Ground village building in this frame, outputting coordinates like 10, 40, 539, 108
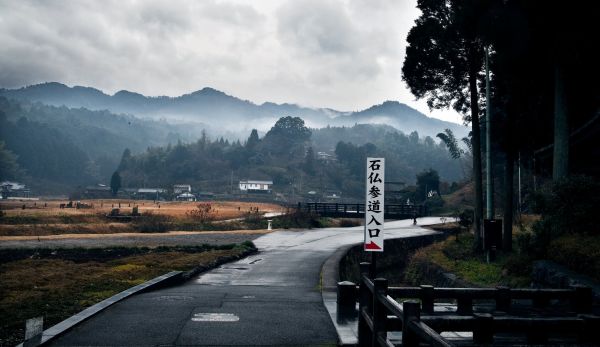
83, 184, 112, 199
1, 181, 31, 199
173, 184, 192, 194
317, 151, 337, 162
239, 180, 273, 194
176, 192, 196, 201
136, 188, 167, 200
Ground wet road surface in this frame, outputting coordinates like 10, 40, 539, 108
48, 218, 441, 346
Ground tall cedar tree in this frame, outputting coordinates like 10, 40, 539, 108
403, 0, 487, 249
110, 171, 121, 196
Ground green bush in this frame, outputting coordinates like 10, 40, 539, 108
424, 195, 445, 212
547, 235, 600, 281
530, 175, 599, 236
340, 219, 360, 227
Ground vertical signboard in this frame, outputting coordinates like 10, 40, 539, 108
365, 157, 384, 251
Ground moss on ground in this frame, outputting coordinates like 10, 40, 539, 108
405, 232, 531, 288
405, 222, 600, 289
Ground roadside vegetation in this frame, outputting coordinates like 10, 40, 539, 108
405, 176, 600, 288
0, 242, 256, 346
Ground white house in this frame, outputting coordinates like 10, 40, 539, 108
239, 180, 273, 193
176, 192, 196, 201
173, 184, 192, 194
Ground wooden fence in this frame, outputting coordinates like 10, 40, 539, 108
348, 262, 599, 346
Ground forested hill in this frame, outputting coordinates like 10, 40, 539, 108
0, 97, 204, 191
117, 117, 463, 200
0, 82, 468, 139
0, 96, 462, 196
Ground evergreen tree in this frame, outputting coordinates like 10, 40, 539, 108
110, 171, 121, 196
403, 0, 487, 249
304, 147, 316, 175
246, 129, 260, 150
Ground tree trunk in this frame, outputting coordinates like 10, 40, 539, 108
503, 149, 514, 251
469, 60, 484, 251
553, 63, 569, 179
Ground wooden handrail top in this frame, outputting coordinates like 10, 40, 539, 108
362, 275, 374, 292
510, 288, 576, 299
376, 333, 395, 347
361, 306, 374, 331
385, 286, 578, 300
420, 314, 591, 333
408, 320, 456, 347
376, 292, 404, 318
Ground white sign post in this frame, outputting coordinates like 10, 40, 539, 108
364, 157, 384, 252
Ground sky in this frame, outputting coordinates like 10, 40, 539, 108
0, 0, 463, 124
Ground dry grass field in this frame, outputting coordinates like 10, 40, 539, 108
0, 199, 285, 236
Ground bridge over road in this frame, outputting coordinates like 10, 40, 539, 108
47, 218, 442, 346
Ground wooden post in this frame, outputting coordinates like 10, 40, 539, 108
369, 253, 379, 278
372, 278, 388, 346
473, 313, 494, 344
457, 294, 473, 315
402, 300, 421, 347
358, 262, 371, 347
337, 281, 357, 322
532, 292, 549, 309
572, 285, 592, 314
579, 314, 600, 345
420, 285, 434, 314
526, 329, 548, 344
495, 286, 511, 312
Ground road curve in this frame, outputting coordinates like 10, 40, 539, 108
48, 217, 443, 346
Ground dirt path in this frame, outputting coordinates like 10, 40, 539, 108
0, 230, 271, 249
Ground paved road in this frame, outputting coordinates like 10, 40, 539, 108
48, 218, 442, 346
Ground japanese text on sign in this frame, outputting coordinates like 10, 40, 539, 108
365, 157, 384, 251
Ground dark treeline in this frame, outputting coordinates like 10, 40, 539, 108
0, 95, 463, 197
118, 117, 462, 199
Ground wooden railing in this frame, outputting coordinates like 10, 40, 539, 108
350, 262, 599, 346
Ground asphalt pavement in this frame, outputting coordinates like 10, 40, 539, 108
48, 217, 442, 346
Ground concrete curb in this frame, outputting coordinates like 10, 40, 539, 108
18, 271, 183, 347
321, 243, 361, 347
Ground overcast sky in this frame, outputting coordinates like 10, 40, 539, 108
0, 0, 463, 123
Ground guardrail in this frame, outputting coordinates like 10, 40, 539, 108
348, 262, 599, 346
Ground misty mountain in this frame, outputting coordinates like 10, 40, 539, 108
0, 97, 205, 190
0, 82, 468, 138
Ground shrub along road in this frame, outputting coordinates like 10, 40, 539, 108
47, 218, 442, 346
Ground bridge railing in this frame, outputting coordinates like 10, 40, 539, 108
353, 262, 598, 347
297, 203, 426, 218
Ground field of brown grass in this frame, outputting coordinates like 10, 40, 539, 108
0, 199, 284, 236
0, 199, 283, 219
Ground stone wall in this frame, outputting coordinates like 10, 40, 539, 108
338, 233, 446, 285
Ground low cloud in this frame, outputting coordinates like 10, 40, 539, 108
0, 0, 462, 123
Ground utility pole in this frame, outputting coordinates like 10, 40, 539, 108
485, 45, 494, 219
518, 152, 522, 214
